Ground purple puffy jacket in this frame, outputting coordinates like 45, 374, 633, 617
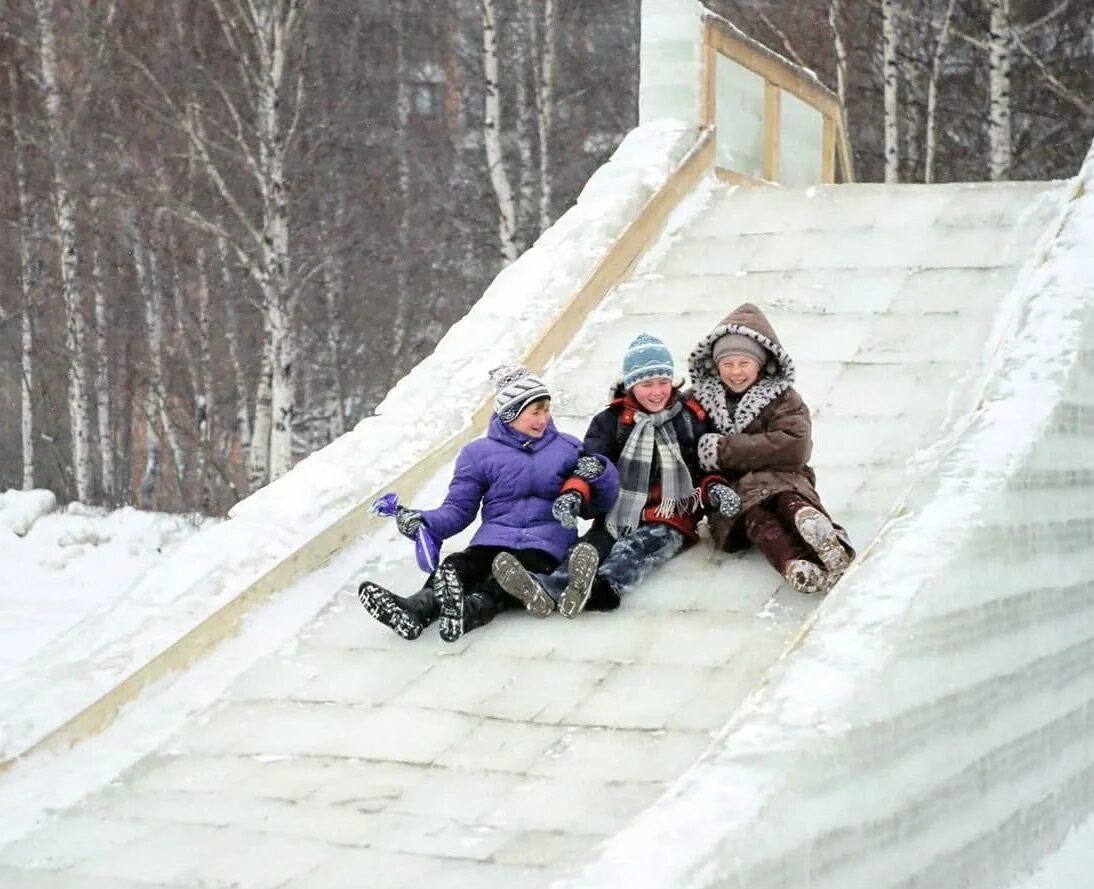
420, 415, 619, 561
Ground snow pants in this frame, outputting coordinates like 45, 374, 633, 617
405, 545, 559, 632
742, 492, 820, 575
538, 523, 686, 611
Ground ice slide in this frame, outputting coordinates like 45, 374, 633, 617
4, 12, 1094, 889
3, 144, 1092, 888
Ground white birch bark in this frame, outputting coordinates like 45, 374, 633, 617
10, 68, 36, 490
482, 0, 520, 262
828, 0, 852, 164
987, 0, 1013, 180
90, 195, 115, 499
250, 323, 274, 491
925, 0, 959, 183
255, 2, 300, 480
882, 0, 900, 183
33, 0, 95, 502
529, 0, 556, 233
318, 212, 346, 440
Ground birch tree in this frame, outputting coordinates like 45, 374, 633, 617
137, 0, 310, 484
528, 0, 558, 232
32, 0, 95, 501
986, 0, 1012, 179
9, 66, 37, 491
924, 0, 958, 183
881, 0, 900, 182
482, 0, 521, 262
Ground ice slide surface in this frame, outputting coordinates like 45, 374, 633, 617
0, 174, 1083, 889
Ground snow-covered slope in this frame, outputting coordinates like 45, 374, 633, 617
3, 157, 1087, 889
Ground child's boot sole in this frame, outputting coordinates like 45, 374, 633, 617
491, 553, 554, 618
794, 507, 851, 575
558, 543, 600, 619
436, 563, 464, 643
784, 559, 828, 594
357, 582, 423, 641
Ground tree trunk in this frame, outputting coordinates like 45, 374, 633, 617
390, 4, 414, 368
90, 195, 115, 500
482, 0, 520, 262
882, 0, 900, 183
9, 67, 37, 491
828, 0, 849, 138
216, 229, 252, 481
195, 246, 216, 512
529, 0, 557, 233
925, 0, 959, 183
33, 0, 95, 502
987, 0, 1013, 180
513, 7, 537, 242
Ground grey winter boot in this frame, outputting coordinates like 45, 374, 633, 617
557, 543, 600, 619
491, 553, 555, 618
435, 561, 465, 643
784, 559, 827, 594
358, 582, 431, 641
794, 507, 851, 576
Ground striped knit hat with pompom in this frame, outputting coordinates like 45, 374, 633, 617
490, 364, 551, 423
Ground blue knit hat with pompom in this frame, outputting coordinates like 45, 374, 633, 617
621, 333, 674, 390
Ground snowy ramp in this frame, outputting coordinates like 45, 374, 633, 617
0, 164, 1079, 888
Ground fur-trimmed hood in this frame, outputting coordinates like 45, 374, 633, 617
687, 303, 797, 434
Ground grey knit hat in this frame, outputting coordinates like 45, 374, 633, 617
712, 333, 768, 367
490, 364, 551, 423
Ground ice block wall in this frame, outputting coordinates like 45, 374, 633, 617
565, 144, 1094, 889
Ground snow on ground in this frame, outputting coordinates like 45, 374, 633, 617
0, 491, 217, 754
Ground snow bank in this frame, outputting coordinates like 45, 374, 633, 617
0, 490, 56, 538
561, 144, 1094, 889
1, 121, 701, 764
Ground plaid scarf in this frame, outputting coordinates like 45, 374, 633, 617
606, 400, 699, 539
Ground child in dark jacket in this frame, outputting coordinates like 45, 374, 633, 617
358, 365, 619, 642
493, 334, 737, 617
687, 302, 853, 593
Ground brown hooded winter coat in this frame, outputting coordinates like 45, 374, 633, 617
687, 302, 844, 553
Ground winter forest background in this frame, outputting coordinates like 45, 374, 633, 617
1, 0, 1091, 515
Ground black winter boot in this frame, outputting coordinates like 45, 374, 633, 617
358, 582, 437, 641
435, 561, 465, 643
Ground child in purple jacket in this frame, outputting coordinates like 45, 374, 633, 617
357, 365, 619, 642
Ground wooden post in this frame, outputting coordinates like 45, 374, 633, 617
701, 24, 716, 129
822, 115, 836, 183
763, 81, 781, 182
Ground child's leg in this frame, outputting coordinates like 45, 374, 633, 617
743, 502, 825, 593
462, 549, 559, 633
771, 493, 851, 576
434, 546, 498, 642
593, 524, 686, 606
357, 582, 437, 641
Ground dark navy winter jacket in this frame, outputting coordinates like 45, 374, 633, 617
420, 415, 619, 561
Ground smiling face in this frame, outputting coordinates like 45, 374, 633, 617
717, 355, 762, 394
509, 398, 551, 438
631, 377, 673, 412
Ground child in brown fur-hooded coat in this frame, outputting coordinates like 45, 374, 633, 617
687, 302, 853, 593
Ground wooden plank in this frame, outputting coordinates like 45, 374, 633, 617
714, 167, 772, 187
822, 114, 836, 184
701, 26, 716, 129
705, 17, 839, 118
0, 129, 717, 774
763, 81, 781, 182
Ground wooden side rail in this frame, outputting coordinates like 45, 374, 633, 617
701, 11, 854, 185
